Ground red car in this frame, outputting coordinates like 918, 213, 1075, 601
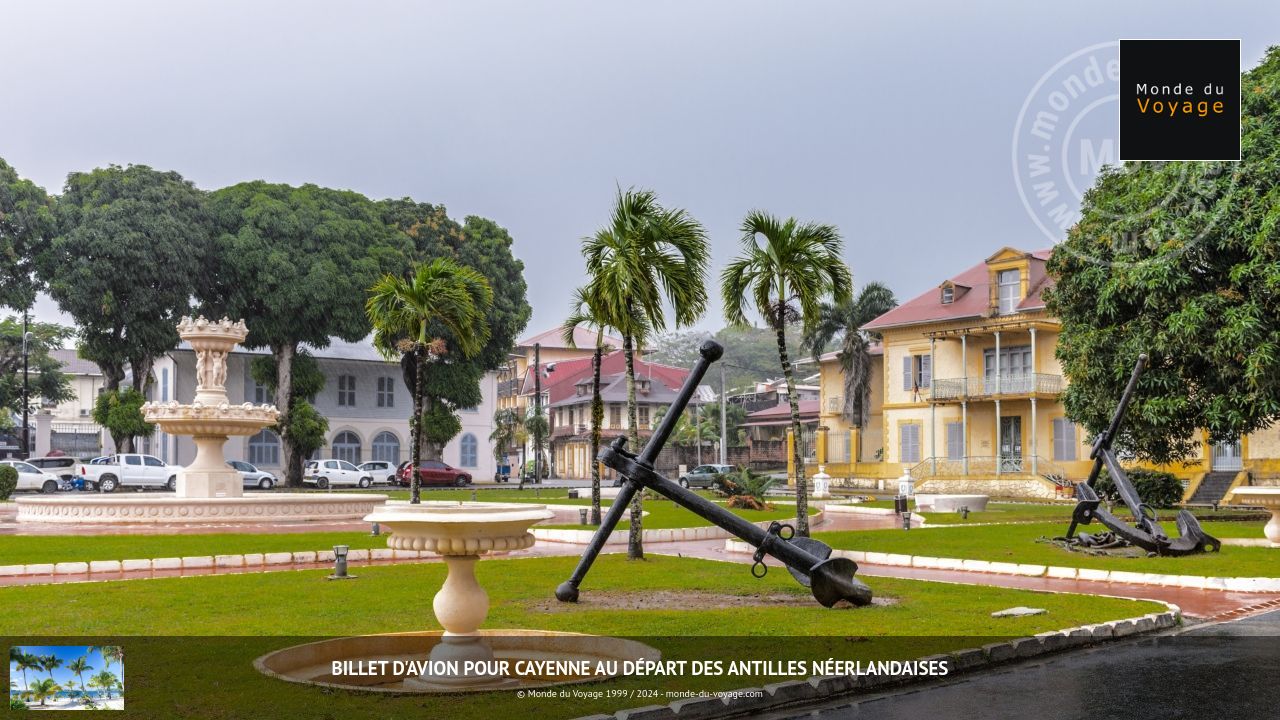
397, 460, 473, 487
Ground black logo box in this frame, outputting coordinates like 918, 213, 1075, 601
1119, 39, 1240, 161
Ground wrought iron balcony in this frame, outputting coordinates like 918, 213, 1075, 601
908, 455, 1068, 481
929, 373, 1064, 402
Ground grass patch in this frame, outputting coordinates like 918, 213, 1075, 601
817, 521, 1276, 576
0, 531, 386, 565
0, 555, 1163, 719
855, 500, 1265, 526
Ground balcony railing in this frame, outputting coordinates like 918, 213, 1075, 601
908, 455, 1067, 481
930, 373, 1063, 401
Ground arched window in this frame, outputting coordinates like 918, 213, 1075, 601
332, 431, 362, 464
371, 431, 401, 464
248, 429, 281, 467
460, 433, 478, 468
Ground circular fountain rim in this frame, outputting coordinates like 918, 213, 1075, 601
365, 501, 555, 524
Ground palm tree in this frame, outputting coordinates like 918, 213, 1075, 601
802, 282, 897, 460
366, 258, 493, 504
39, 654, 62, 683
66, 657, 92, 700
89, 671, 119, 700
489, 408, 520, 473
722, 210, 852, 537
562, 285, 618, 526
582, 187, 709, 559
11, 649, 39, 694
27, 678, 61, 707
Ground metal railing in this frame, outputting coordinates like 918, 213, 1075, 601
930, 373, 1064, 401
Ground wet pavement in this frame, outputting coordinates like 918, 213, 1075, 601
765, 609, 1280, 720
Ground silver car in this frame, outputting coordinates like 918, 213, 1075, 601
678, 464, 735, 489
358, 460, 398, 485
227, 460, 276, 490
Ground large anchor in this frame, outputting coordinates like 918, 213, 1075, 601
555, 340, 873, 607
1063, 354, 1220, 556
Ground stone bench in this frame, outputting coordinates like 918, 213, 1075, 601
915, 494, 989, 513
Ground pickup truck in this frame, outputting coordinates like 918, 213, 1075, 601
79, 454, 180, 492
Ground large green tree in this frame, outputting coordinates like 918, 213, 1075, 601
802, 281, 897, 457
42, 165, 209, 396
1047, 48, 1280, 464
582, 187, 708, 559
722, 211, 852, 537
250, 352, 329, 464
0, 318, 73, 430
201, 182, 411, 485
378, 200, 530, 461
366, 258, 492, 503
0, 158, 55, 312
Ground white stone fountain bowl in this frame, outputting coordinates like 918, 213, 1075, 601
1226, 487, 1280, 544
364, 501, 554, 555
142, 402, 281, 437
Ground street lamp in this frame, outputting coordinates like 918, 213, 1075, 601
328, 544, 355, 580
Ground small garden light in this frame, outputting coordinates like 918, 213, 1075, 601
370, 522, 381, 536
902, 510, 912, 531
328, 544, 355, 580
960, 506, 970, 520
580, 508, 589, 525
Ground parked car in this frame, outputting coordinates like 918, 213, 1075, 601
227, 460, 275, 489
79, 454, 180, 492
678, 463, 735, 489
23, 456, 79, 481
304, 459, 374, 489
0, 459, 62, 494
397, 460, 472, 487
358, 460, 398, 485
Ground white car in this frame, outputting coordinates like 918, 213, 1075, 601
303, 459, 373, 489
79, 454, 181, 492
227, 460, 276, 490
358, 460, 398, 485
1, 459, 62, 494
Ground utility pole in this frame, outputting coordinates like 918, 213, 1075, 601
533, 342, 542, 484
694, 397, 702, 466
21, 311, 31, 459
719, 362, 727, 465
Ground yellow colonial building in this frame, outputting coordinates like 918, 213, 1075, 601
810, 246, 1280, 501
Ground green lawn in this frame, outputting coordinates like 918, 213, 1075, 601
0, 531, 386, 565
817, 521, 1277, 577
0, 555, 1164, 719
541, 498, 799, 530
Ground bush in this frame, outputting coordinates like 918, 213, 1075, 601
1094, 467, 1183, 508
712, 468, 776, 511
0, 464, 18, 501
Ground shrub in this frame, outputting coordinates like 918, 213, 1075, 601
1094, 467, 1183, 508
713, 468, 776, 511
0, 464, 18, 501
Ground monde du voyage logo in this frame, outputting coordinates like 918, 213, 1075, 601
1120, 39, 1241, 161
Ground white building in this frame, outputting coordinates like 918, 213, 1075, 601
48, 340, 499, 481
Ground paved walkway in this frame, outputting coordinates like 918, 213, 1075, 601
762, 608, 1280, 719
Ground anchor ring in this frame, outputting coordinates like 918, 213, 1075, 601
751, 561, 768, 578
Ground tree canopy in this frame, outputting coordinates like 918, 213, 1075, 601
0, 317, 73, 429
0, 157, 55, 312
41, 164, 209, 391
1046, 47, 1280, 464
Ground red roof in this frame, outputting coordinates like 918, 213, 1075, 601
743, 399, 820, 426
863, 247, 1053, 331
520, 349, 690, 405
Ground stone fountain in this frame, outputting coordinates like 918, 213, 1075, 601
15, 317, 387, 525
255, 501, 659, 692
1226, 487, 1280, 546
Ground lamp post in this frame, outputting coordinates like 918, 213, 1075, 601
21, 311, 32, 459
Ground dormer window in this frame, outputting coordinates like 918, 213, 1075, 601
997, 269, 1021, 314
941, 286, 954, 304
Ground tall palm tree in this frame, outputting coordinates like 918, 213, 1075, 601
722, 211, 852, 537
89, 671, 119, 700
366, 258, 493, 504
39, 654, 62, 683
802, 282, 897, 460
562, 285, 619, 526
66, 657, 92, 700
11, 649, 39, 693
582, 187, 709, 559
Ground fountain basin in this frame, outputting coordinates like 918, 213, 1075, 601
15, 492, 387, 524
255, 630, 661, 694
367, 501, 555, 554
1226, 487, 1280, 545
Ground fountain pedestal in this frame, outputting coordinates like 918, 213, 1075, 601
363, 501, 553, 690
1227, 487, 1280, 545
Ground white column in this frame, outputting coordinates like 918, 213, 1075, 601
1030, 326, 1039, 475
961, 401, 969, 475
930, 337, 937, 475
994, 331, 1001, 478
961, 333, 969, 475
1031, 396, 1039, 475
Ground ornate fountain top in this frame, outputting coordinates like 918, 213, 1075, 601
177, 315, 250, 340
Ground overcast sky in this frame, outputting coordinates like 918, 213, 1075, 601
4, 1, 1276, 337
